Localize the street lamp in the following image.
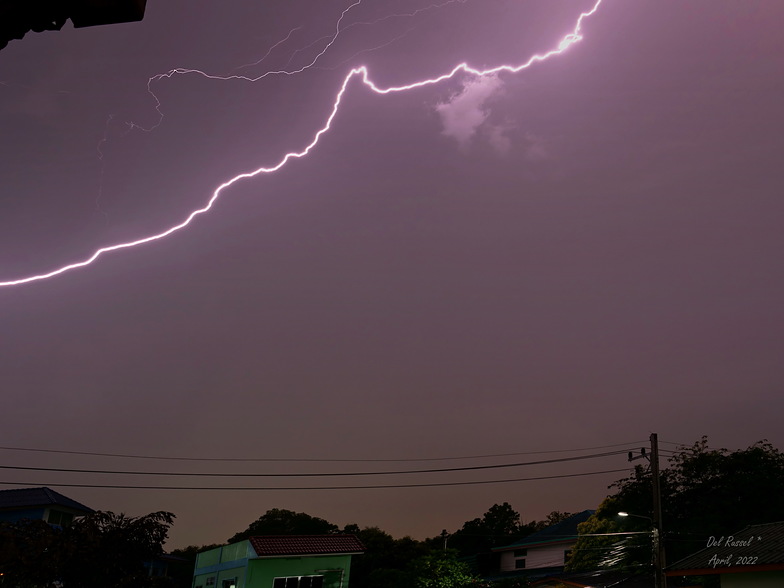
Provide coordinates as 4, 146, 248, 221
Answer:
617, 512, 664, 588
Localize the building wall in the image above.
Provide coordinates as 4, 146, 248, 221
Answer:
222, 542, 253, 564
194, 542, 254, 588
526, 544, 572, 569
722, 570, 784, 588
194, 542, 355, 588
499, 551, 517, 572
194, 565, 246, 588
196, 542, 255, 569
248, 554, 353, 588
196, 547, 223, 568
498, 543, 573, 571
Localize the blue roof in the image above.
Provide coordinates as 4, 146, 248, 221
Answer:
494, 510, 595, 551
0, 487, 93, 514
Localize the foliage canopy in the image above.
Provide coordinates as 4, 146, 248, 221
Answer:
567, 437, 784, 572
227, 508, 339, 543
0, 510, 175, 588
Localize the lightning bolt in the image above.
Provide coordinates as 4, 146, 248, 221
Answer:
145, 0, 468, 92
105, 0, 432, 141
234, 26, 304, 72
278, 0, 469, 72
0, 0, 603, 288
133, 0, 369, 134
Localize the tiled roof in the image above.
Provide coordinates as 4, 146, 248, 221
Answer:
0, 487, 93, 514
494, 510, 596, 551
249, 535, 365, 557
668, 521, 784, 572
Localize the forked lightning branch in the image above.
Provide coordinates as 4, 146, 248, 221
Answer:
0, 0, 603, 288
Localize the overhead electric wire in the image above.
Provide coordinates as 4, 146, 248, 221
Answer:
0, 466, 632, 491
0, 449, 632, 478
0, 440, 647, 463
659, 440, 693, 447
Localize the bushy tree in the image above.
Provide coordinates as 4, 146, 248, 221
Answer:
0, 518, 63, 587
410, 550, 479, 588
227, 508, 339, 543
62, 510, 175, 588
446, 503, 573, 567
348, 526, 430, 588
568, 437, 784, 572
0, 510, 174, 588
168, 543, 224, 588
666, 438, 784, 537
535, 511, 574, 530
565, 496, 648, 573
448, 502, 525, 557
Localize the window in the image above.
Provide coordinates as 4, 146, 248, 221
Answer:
222, 579, 237, 588
47, 510, 74, 527
513, 548, 527, 570
206, 578, 215, 586
272, 577, 323, 588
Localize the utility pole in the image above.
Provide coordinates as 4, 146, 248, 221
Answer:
650, 433, 666, 588
627, 433, 667, 588
440, 529, 449, 551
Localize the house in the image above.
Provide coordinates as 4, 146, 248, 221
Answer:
0, 486, 93, 526
490, 510, 595, 581
192, 534, 365, 588
666, 520, 784, 587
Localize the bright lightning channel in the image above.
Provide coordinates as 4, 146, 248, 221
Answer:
0, 0, 603, 288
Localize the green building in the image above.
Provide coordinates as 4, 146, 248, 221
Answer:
193, 535, 364, 588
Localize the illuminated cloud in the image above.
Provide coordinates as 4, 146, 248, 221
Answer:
435, 74, 504, 150
483, 122, 513, 156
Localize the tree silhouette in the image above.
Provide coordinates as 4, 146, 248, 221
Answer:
0, 510, 174, 587
227, 508, 339, 543
568, 437, 784, 572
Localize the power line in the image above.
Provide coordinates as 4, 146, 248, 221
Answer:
0, 466, 632, 491
0, 440, 647, 463
659, 440, 692, 448
0, 449, 632, 478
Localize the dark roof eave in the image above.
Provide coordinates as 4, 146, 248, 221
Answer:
0, 487, 93, 513
248, 535, 365, 558
493, 510, 595, 551
493, 537, 577, 552
253, 551, 364, 559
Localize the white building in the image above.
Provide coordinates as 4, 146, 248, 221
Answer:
493, 510, 595, 576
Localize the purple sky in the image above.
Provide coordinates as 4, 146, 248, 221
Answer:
1, 0, 783, 549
